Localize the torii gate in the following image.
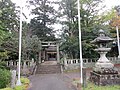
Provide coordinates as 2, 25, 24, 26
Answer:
38, 41, 60, 63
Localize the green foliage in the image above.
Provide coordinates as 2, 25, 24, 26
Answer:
28, 0, 56, 41
0, 77, 30, 90
0, 30, 10, 45
22, 35, 42, 60
14, 77, 30, 90
0, 61, 8, 69
82, 41, 98, 58
59, 0, 116, 59
59, 0, 80, 58
0, 69, 11, 89
1, 27, 42, 60
0, 50, 9, 60
0, 0, 18, 31
0, 0, 18, 61
73, 80, 120, 90
84, 82, 120, 90
0, 30, 10, 61
20, 77, 30, 84
61, 37, 79, 58
14, 85, 25, 90
59, 0, 104, 58
0, 87, 13, 90
1, 32, 19, 60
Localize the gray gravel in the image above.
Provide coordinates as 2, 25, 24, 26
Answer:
28, 74, 76, 90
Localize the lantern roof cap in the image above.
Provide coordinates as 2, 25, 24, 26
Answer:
92, 30, 113, 43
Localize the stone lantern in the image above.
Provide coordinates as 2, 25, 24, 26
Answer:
90, 29, 120, 86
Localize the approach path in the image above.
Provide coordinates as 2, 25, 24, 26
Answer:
28, 74, 77, 90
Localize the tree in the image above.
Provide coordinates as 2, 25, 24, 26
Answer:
59, 0, 104, 58
1, 22, 42, 61
0, 0, 19, 61
0, 0, 19, 32
28, 0, 57, 41
22, 35, 42, 61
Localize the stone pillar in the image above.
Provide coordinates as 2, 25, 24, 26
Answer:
64, 56, 67, 66
71, 60, 73, 64
10, 61, 13, 66
6, 61, 9, 66
11, 70, 16, 88
22, 61, 29, 75
57, 44, 60, 63
64, 55, 68, 70
30, 58, 34, 67
46, 53, 48, 61
45, 51, 47, 61
23, 61, 27, 68
76, 59, 78, 64
43, 51, 46, 61
83, 67, 87, 88
86, 59, 88, 63
38, 51, 41, 63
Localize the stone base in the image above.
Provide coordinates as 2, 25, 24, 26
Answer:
90, 70, 120, 86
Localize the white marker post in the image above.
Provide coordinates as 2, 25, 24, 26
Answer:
16, 0, 23, 86
116, 26, 120, 58
115, 6, 120, 58
77, 0, 83, 84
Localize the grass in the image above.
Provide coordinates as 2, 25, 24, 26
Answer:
64, 69, 80, 73
84, 82, 120, 90
72, 78, 120, 90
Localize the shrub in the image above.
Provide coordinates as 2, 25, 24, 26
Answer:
20, 78, 30, 84
0, 87, 13, 90
20, 77, 30, 90
0, 69, 11, 89
0, 61, 8, 69
14, 85, 25, 90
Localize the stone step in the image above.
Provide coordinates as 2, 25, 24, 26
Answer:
36, 64, 61, 74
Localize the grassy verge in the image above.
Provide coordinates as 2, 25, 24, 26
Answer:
64, 69, 80, 73
72, 78, 120, 90
0, 77, 30, 90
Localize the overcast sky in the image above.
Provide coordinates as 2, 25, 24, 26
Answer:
11, 0, 120, 18
104, 0, 120, 8
11, 0, 120, 9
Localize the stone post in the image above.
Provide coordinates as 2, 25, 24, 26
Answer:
83, 67, 87, 88
30, 58, 34, 67
70, 60, 73, 64
38, 51, 41, 63
11, 70, 16, 88
23, 61, 27, 68
57, 43, 60, 63
43, 51, 45, 61
46, 52, 48, 61
6, 61, 9, 66
64, 55, 68, 70
10, 61, 13, 66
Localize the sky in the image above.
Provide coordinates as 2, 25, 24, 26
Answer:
11, 0, 120, 20
104, 0, 120, 9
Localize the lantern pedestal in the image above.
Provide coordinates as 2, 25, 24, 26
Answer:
94, 48, 114, 72
90, 30, 120, 86
90, 71, 120, 86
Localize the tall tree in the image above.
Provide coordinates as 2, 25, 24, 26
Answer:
0, 0, 19, 60
1, 21, 42, 61
59, 0, 104, 58
0, 0, 19, 32
28, 0, 57, 41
